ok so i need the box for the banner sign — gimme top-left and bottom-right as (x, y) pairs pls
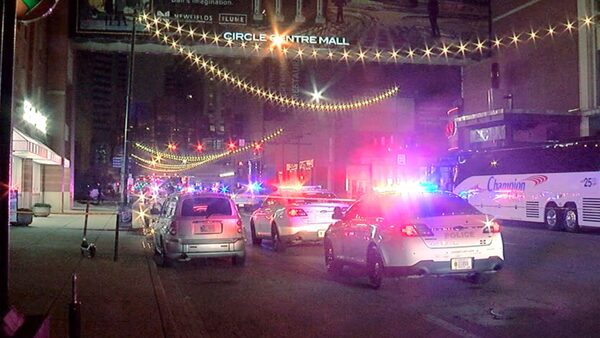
(76, 0), (490, 53)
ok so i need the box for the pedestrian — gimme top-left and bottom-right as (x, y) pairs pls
(334, 0), (346, 24)
(104, 0), (114, 26)
(114, 0), (127, 26)
(428, 0), (440, 38)
(89, 187), (99, 204)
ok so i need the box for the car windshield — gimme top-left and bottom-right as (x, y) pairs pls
(181, 197), (232, 217)
(365, 194), (481, 219)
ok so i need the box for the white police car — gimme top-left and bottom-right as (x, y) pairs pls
(324, 186), (504, 288)
(250, 186), (352, 251)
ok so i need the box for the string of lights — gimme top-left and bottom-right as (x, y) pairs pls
(141, 12), (596, 64)
(140, 13), (400, 112)
(134, 128), (283, 163)
(133, 128), (284, 172)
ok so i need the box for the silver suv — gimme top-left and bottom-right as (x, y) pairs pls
(152, 192), (245, 266)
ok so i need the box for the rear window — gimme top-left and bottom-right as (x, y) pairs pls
(181, 197), (233, 217)
(364, 194), (481, 219)
(286, 192), (337, 205)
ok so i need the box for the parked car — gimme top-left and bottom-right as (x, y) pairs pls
(249, 186), (352, 251)
(324, 190), (504, 288)
(152, 192), (245, 266)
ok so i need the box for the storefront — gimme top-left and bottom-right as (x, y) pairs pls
(11, 128), (67, 210)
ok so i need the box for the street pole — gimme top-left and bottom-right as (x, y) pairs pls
(0, 0), (17, 313)
(114, 10), (137, 262)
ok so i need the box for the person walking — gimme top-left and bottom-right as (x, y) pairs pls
(334, 0), (347, 24)
(428, 0), (440, 38)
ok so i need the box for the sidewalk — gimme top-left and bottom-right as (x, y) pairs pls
(7, 206), (176, 337)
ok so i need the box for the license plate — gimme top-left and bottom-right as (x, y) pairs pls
(194, 221), (221, 234)
(451, 257), (473, 270)
(317, 230), (325, 238)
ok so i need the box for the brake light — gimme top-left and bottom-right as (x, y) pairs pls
(169, 220), (177, 235)
(389, 223), (433, 237)
(287, 208), (308, 217)
(483, 220), (501, 233)
(236, 218), (243, 233)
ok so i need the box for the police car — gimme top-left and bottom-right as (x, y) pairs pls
(324, 185), (504, 288)
(249, 186), (352, 251)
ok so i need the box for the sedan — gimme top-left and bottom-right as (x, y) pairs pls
(324, 191), (504, 288)
(250, 186), (352, 251)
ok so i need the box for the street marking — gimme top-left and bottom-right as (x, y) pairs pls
(425, 314), (481, 338)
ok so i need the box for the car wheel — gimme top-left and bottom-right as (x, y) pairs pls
(250, 221), (262, 246)
(467, 272), (492, 285)
(232, 254), (246, 266)
(324, 240), (342, 275)
(366, 247), (383, 289)
(563, 207), (580, 233)
(271, 224), (286, 252)
(544, 206), (562, 231)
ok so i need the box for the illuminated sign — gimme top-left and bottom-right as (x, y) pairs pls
(222, 31), (350, 47)
(219, 171), (235, 178)
(23, 100), (47, 134)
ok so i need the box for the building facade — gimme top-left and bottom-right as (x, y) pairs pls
(458, 0), (599, 149)
(11, 1), (73, 211)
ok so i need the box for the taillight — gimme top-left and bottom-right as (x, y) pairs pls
(169, 220), (177, 235)
(236, 218), (243, 233)
(483, 220), (501, 233)
(287, 208), (308, 217)
(389, 223), (433, 237)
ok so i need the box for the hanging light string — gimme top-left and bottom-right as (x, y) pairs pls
(141, 12), (596, 64)
(140, 13), (399, 112)
(133, 128), (284, 172)
(134, 128), (283, 163)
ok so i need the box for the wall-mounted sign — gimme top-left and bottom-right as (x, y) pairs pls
(470, 125), (506, 144)
(23, 100), (48, 134)
(75, 0), (490, 54)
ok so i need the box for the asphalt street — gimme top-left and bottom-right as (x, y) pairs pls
(153, 212), (600, 338)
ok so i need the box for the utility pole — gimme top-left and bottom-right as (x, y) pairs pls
(0, 0), (17, 313)
(115, 10), (137, 261)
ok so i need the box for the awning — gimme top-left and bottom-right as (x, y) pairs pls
(12, 128), (62, 165)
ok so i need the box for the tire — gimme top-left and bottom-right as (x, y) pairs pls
(366, 248), (384, 289)
(563, 207), (580, 233)
(250, 221), (262, 246)
(324, 240), (342, 275)
(232, 254), (246, 266)
(545, 206), (562, 231)
(271, 224), (286, 252)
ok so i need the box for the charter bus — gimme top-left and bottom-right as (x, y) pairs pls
(452, 139), (600, 232)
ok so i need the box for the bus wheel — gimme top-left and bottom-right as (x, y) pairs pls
(544, 206), (562, 231)
(563, 207), (580, 233)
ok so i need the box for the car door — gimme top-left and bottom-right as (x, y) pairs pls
(346, 202), (380, 264)
(329, 202), (360, 261)
(253, 196), (278, 237)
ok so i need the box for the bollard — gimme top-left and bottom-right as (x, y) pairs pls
(68, 273), (81, 338)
